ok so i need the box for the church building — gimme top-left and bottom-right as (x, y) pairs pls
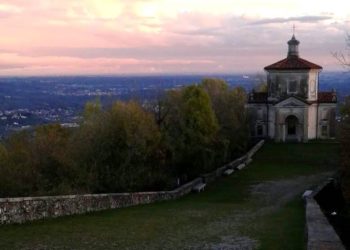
(247, 34), (337, 142)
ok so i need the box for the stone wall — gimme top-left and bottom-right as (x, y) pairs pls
(0, 140), (264, 225)
(0, 178), (202, 225)
(304, 180), (345, 250)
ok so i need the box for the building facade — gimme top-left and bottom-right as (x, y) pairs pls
(247, 35), (337, 142)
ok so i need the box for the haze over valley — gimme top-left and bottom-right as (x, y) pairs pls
(0, 72), (348, 137)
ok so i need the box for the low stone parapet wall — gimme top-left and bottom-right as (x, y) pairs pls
(0, 140), (264, 224)
(0, 177), (203, 225)
(304, 180), (345, 250)
(246, 140), (264, 159)
(201, 140), (264, 184)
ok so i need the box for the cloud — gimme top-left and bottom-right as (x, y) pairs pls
(21, 45), (234, 59)
(251, 15), (333, 25)
(0, 1), (347, 75)
(0, 51), (218, 76)
(170, 26), (225, 37)
(0, 3), (21, 18)
(0, 63), (27, 70)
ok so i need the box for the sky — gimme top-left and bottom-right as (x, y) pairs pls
(0, 0), (349, 76)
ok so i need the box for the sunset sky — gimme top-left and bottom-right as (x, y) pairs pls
(0, 0), (349, 76)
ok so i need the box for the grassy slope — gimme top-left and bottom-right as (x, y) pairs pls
(0, 143), (340, 250)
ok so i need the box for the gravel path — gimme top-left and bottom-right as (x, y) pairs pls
(250, 172), (334, 214)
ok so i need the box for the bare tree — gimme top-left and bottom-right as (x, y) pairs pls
(332, 33), (350, 70)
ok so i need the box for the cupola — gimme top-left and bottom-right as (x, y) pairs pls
(287, 35), (300, 57)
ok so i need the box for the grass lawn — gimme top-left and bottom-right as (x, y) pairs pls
(0, 142), (340, 250)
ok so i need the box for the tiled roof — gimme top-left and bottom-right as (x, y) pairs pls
(248, 92), (337, 104)
(248, 92), (268, 103)
(318, 92), (337, 103)
(264, 56), (322, 70)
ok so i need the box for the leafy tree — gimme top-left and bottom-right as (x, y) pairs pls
(73, 101), (164, 192)
(31, 124), (73, 195)
(0, 131), (35, 197)
(83, 98), (102, 120)
(144, 93), (170, 127)
(0, 125), (74, 197)
(0, 142), (7, 165)
(0, 143), (10, 196)
(162, 85), (219, 180)
(229, 86), (249, 151)
(0, 81), (249, 197)
(201, 78), (248, 162)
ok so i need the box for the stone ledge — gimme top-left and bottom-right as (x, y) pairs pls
(304, 181), (345, 250)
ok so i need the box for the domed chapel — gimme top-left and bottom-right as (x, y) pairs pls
(247, 34), (337, 142)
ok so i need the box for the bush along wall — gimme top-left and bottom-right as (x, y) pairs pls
(0, 140), (264, 224)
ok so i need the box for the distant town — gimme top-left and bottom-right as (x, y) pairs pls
(0, 73), (349, 138)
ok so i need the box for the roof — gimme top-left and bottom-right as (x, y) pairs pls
(274, 95), (310, 106)
(273, 96), (310, 107)
(318, 92), (337, 103)
(248, 92), (337, 104)
(248, 92), (267, 103)
(264, 55), (322, 71)
(288, 35), (300, 45)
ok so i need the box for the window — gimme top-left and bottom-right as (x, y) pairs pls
(257, 125), (263, 136)
(321, 125), (328, 137)
(288, 80), (297, 93)
(321, 110), (328, 121)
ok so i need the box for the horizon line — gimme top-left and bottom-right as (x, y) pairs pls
(0, 70), (345, 78)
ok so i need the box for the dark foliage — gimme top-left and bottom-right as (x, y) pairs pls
(340, 96), (350, 203)
(0, 80), (249, 197)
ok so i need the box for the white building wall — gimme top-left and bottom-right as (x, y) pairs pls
(267, 70), (310, 100)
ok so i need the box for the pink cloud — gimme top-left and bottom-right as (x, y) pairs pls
(0, 0), (346, 75)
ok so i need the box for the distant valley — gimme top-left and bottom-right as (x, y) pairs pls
(0, 72), (349, 137)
